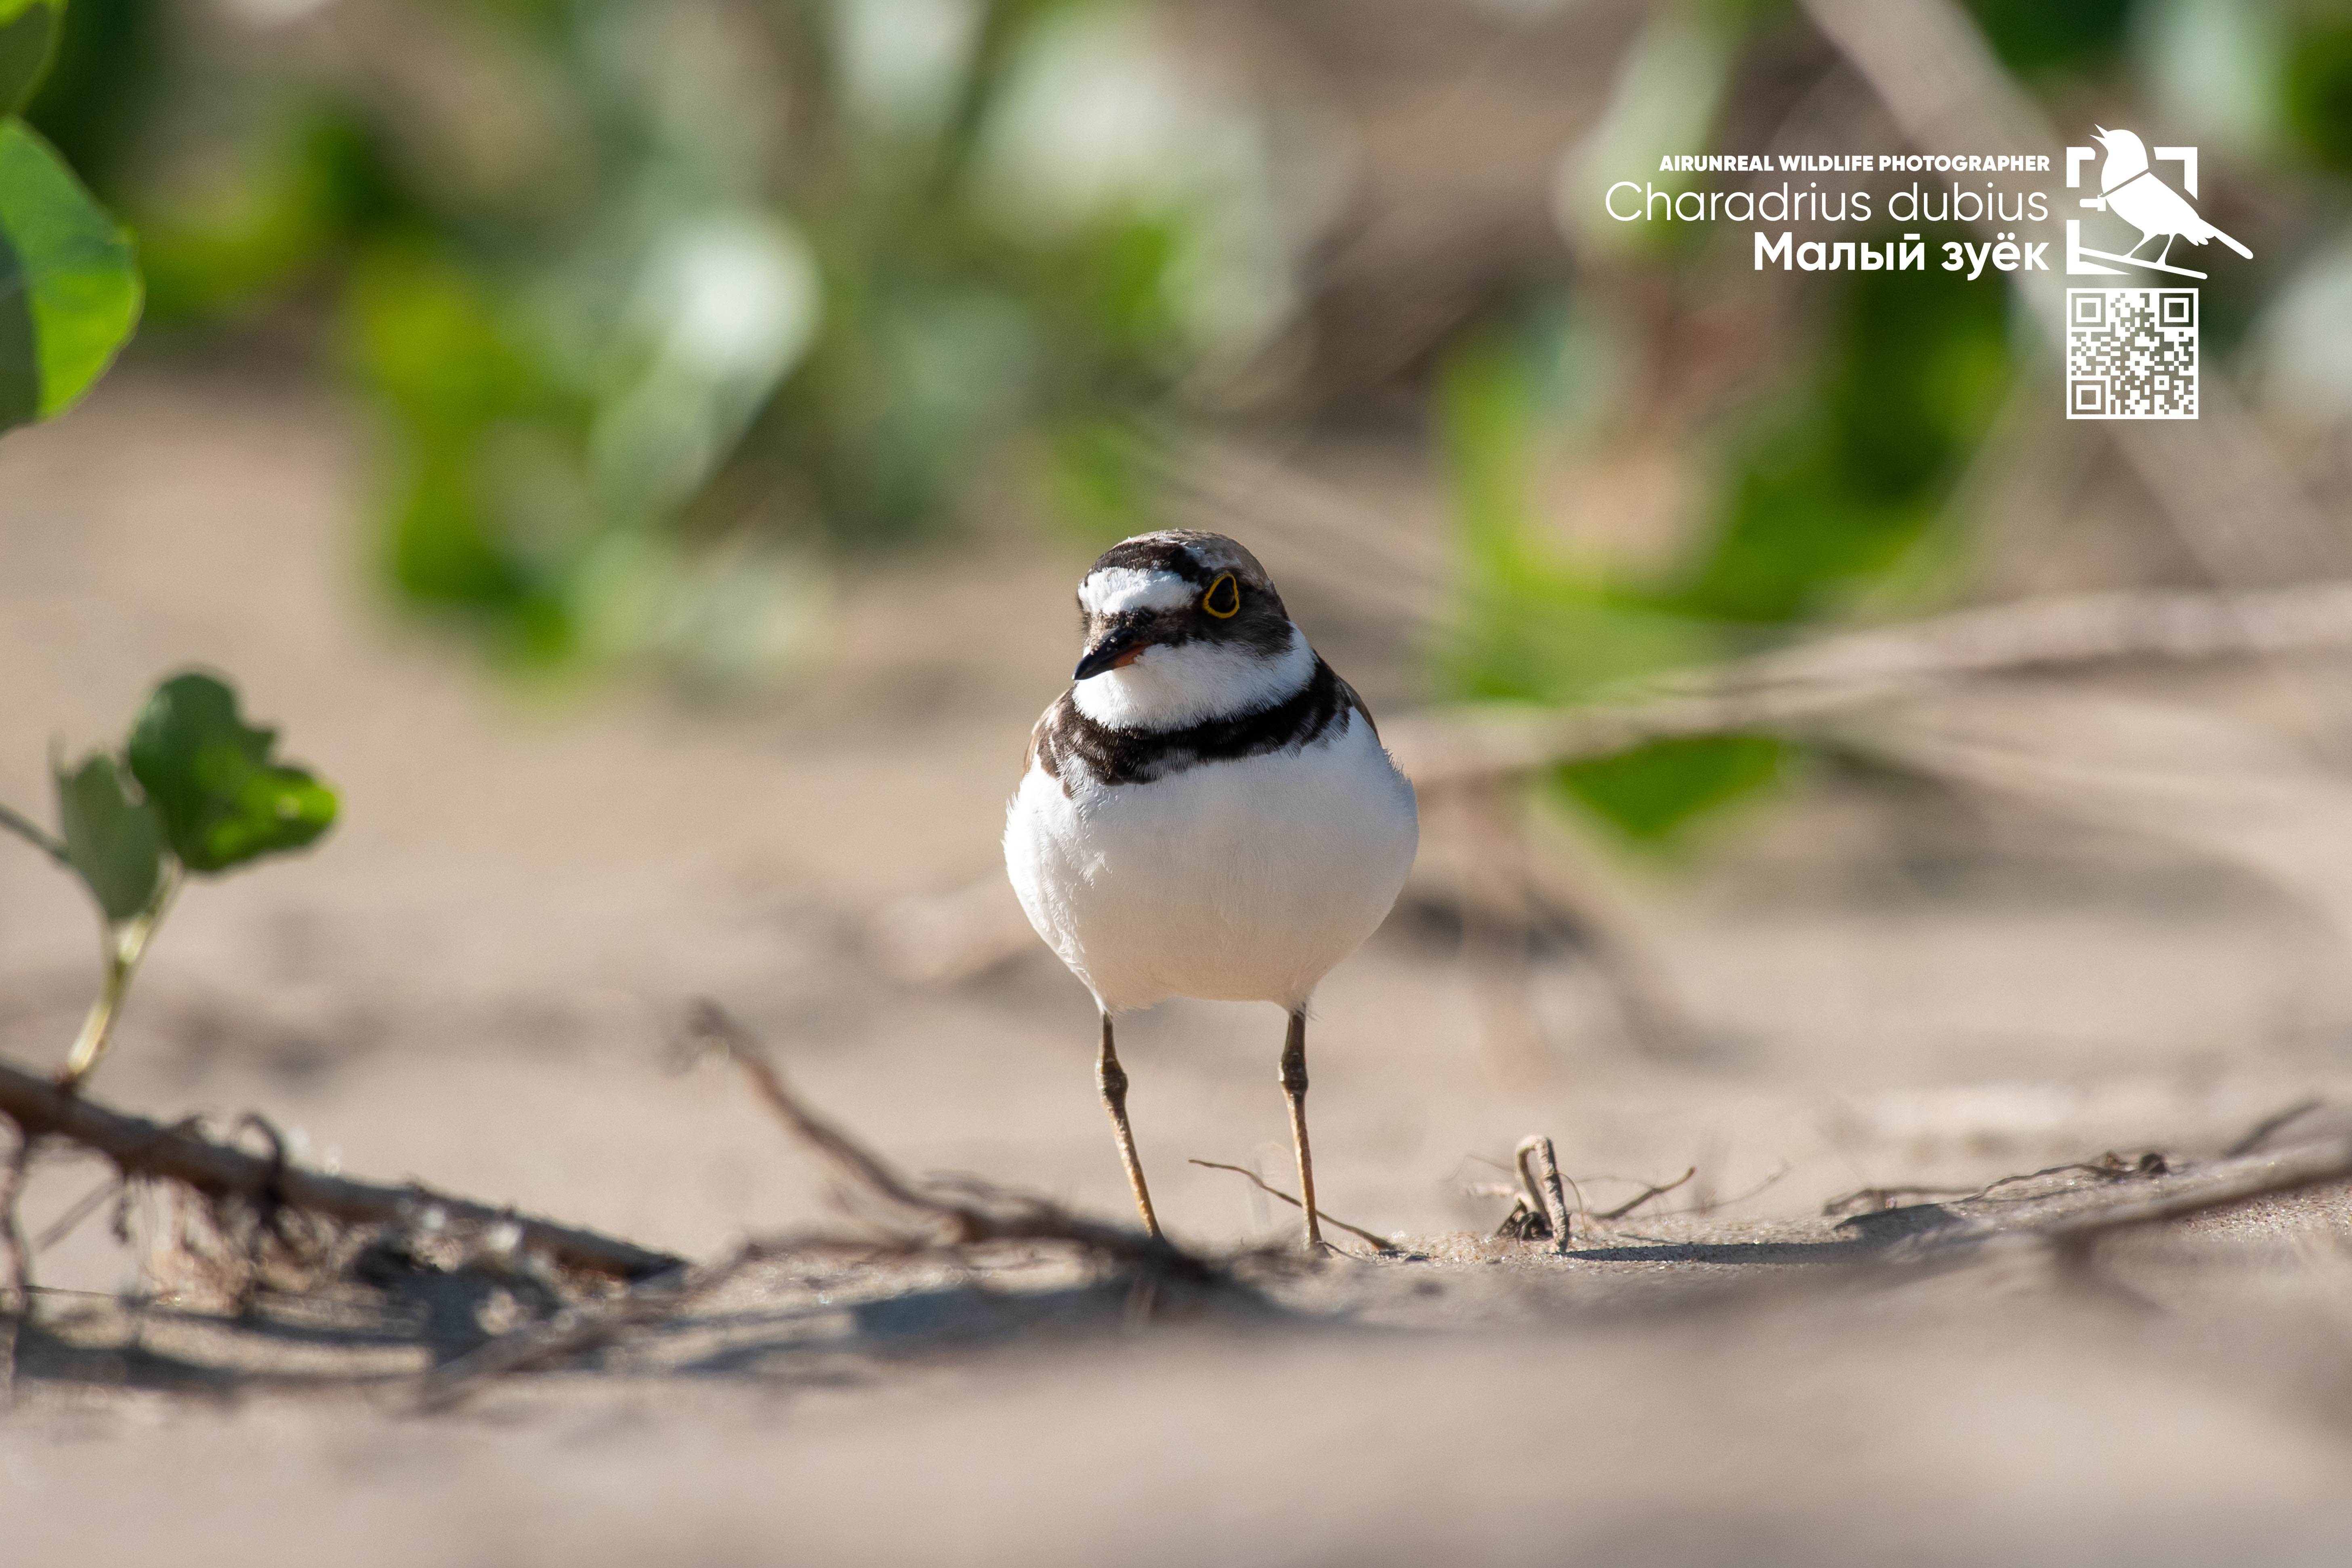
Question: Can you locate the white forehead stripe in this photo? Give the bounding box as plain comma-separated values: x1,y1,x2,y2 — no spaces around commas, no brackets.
1079,567,1197,616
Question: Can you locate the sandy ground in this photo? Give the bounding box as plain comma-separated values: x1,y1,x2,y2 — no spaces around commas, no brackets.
6,368,2352,1562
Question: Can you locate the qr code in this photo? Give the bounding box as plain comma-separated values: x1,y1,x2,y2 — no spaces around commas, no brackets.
2066,288,2197,419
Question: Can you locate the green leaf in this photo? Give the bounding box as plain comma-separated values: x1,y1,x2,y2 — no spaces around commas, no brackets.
0,117,141,435
0,0,63,120
126,673,337,874
54,751,162,922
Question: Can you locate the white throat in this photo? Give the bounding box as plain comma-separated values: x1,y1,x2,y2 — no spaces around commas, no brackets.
1073,623,1315,733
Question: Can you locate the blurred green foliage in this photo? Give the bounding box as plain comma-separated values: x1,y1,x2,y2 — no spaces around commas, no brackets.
25,0,1290,686
1436,248,2014,846
1686,258,2010,626
0,0,63,119
20,0,158,193
1964,0,2136,75
0,0,140,435
2285,14,2352,176
12,0,2351,859
1437,0,2352,848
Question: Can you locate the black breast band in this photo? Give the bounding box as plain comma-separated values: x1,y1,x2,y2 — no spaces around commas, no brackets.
1032,658,1368,790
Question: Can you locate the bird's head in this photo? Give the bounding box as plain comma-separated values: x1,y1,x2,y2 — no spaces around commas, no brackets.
1067,531,1311,731
2092,126,2149,176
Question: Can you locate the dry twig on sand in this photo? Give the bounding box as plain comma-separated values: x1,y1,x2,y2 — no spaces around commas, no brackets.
1961,1138,2352,1251
682,1001,1220,1277
1825,1152,2169,1218
1478,1165,1698,1228
1592,1167,1697,1222
0,1057,683,1287
419,1003,1247,1411
1824,1138,2352,1260
1488,1136,1577,1253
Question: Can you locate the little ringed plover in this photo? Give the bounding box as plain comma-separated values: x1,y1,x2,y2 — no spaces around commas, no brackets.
1003,530,1419,1247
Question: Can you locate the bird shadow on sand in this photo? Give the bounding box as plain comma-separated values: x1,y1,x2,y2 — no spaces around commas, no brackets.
6,1257,1305,1403
1572,1202,1967,1265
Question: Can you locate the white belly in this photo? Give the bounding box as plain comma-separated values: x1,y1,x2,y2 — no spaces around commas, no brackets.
1004,709,1418,1012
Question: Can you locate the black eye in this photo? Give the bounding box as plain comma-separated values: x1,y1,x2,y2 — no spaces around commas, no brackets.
1202,573,1240,619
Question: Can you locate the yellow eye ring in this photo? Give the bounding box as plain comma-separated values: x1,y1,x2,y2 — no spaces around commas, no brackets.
1202,572,1241,619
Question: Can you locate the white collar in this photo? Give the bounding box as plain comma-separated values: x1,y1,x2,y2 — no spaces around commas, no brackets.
1072,624,1316,733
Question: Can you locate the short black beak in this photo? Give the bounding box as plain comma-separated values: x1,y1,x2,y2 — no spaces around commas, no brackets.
1073,621,1149,682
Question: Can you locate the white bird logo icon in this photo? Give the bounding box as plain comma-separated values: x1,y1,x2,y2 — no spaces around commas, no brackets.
2081,126,2251,271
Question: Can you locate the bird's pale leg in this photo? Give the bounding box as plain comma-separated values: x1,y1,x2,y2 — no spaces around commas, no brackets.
1279,1009,1322,1249
2155,232,2176,268
1097,1014,1161,1238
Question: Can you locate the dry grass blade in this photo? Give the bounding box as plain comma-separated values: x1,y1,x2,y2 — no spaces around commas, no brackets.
1,1128,33,1314
2225,1098,2326,1158
1186,1160,1396,1254
680,1001,1223,1279
1643,1164,1793,1219
0,1126,30,1398
1593,1167,1696,1222
0,1057,682,1284
32,1171,124,1253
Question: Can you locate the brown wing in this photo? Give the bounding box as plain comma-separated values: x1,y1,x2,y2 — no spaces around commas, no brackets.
1024,697,1067,782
